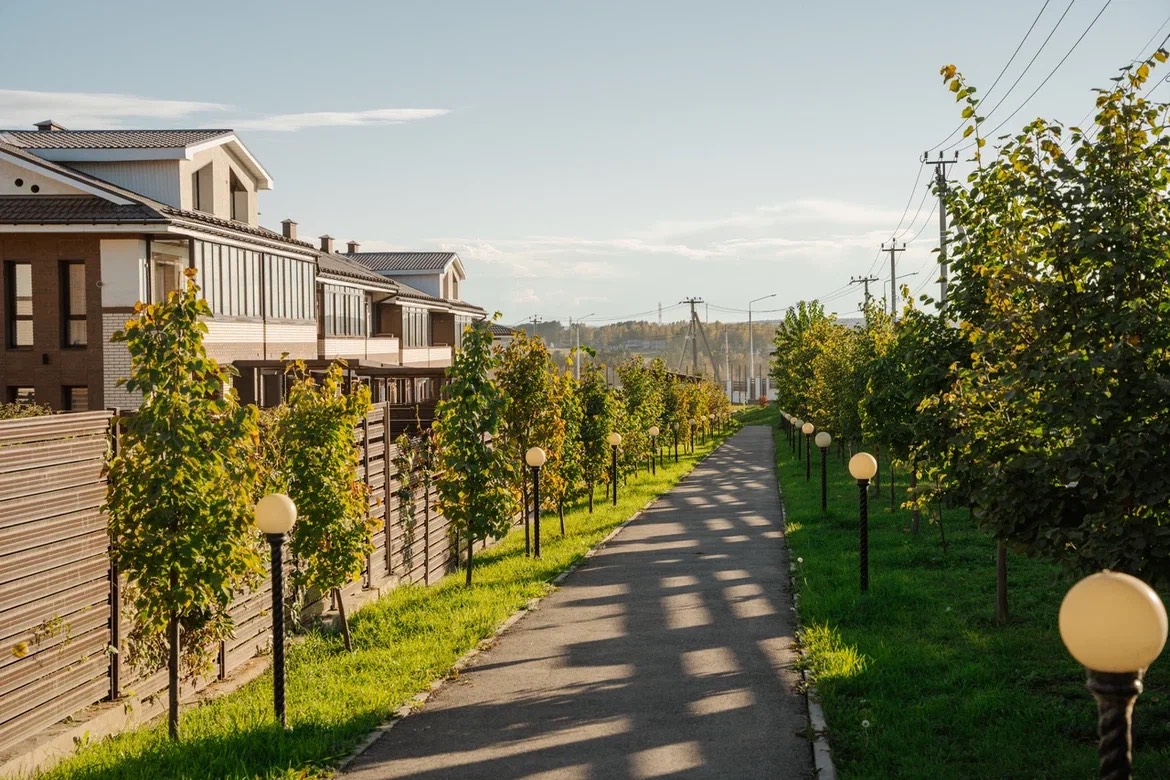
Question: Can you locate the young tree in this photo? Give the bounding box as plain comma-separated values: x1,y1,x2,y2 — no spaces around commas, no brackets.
615,356,664,475
932,53,1170,584
106,271,261,739
276,361,374,650
496,331,556,548
545,366,583,533
770,300,834,416
577,364,617,511
433,321,517,584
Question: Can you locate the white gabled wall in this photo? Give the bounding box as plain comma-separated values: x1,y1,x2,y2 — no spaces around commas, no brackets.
99,239,147,306
70,161,181,206
179,146,259,224
0,159,89,196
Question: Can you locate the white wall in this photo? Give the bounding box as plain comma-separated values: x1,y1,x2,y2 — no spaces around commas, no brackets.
70,161,181,206
179,145,259,224
0,159,88,195
100,239,147,307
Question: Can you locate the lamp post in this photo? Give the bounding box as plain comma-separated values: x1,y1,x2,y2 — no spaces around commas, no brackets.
802,422,814,480
849,453,878,593
794,419,803,459
254,493,297,729
607,432,622,505
572,312,595,382
672,421,680,462
1059,571,1169,779
815,431,832,513
526,447,547,557
689,419,696,454
708,413,715,442
648,426,659,475
748,293,777,402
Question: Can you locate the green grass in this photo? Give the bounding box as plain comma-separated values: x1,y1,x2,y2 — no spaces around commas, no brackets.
753,406,1170,779
37,431,732,780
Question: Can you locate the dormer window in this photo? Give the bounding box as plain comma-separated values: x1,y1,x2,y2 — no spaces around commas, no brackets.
192,164,212,212
230,171,248,223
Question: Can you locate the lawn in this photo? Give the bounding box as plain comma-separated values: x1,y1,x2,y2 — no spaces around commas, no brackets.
37,428,732,780
757,406,1170,779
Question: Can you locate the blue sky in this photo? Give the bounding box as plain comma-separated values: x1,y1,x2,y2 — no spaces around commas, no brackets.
0,0,1165,325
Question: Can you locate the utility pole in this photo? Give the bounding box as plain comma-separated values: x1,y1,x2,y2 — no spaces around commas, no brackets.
724,331,731,400
923,150,959,307
882,241,906,318
850,274,880,322
658,302,662,324
681,297,703,376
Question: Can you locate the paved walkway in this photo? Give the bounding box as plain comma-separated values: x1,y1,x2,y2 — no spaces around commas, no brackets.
346,426,813,779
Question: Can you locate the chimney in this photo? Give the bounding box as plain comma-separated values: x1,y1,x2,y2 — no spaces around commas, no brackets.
319,234,334,254
281,219,297,241
347,240,360,254
34,120,67,132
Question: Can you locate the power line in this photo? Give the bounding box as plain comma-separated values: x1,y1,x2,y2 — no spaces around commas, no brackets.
927,0,1055,152
961,0,1114,152
894,183,932,240
888,165,926,238
903,200,940,244
950,0,1079,150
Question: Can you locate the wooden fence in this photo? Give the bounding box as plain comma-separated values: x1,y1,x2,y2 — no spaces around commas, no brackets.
0,402,476,760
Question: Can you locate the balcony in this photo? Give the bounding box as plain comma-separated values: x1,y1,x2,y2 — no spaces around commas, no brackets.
320,335,401,364
400,345,453,367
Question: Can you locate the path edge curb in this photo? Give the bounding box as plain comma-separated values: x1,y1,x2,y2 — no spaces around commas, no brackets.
775,433,838,780
335,496,661,773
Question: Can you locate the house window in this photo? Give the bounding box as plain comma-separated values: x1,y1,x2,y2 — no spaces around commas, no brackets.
7,386,35,404
191,164,212,213
61,261,86,347
263,254,314,321
148,239,190,304
63,386,88,411
324,284,367,337
5,262,33,348
403,307,431,348
230,171,248,222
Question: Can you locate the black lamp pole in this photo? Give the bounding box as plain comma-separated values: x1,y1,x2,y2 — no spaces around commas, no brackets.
857,478,870,592
674,428,679,462
819,445,828,513
805,433,812,481
531,465,542,558
266,532,289,729
611,445,619,506
689,423,695,454
650,437,657,475
1084,669,1143,779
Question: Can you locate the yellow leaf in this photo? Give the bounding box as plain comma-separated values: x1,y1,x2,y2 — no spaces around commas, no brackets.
1155,50,1168,63
962,106,974,118
1137,63,1151,81
949,79,960,93
963,125,975,139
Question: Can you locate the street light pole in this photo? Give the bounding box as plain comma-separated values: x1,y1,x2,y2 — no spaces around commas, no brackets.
1060,571,1169,779
815,431,832,514
748,294,776,402
648,426,659,475
802,422,814,481
849,453,878,593
572,312,595,382
526,447,547,558
607,432,622,505
254,494,298,730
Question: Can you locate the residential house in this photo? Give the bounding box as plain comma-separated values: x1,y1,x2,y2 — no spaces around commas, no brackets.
490,322,517,347
0,123,319,410
344,248,484,366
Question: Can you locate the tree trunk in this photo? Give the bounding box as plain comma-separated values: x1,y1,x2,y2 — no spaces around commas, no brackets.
167,566,179,740
334,587,353,652
167,607,179,740
996,541,1009,626
559,500,566,536
937,500,948,553
466,536,474,585
910,465,920,535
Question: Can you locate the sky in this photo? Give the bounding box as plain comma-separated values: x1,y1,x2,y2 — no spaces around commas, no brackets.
0,0,1166,326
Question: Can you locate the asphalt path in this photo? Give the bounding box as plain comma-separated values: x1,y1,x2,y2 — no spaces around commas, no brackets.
346,425,813,779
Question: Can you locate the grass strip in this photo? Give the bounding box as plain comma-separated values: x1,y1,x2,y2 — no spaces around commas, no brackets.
38,429,733,780
749,406,1170,779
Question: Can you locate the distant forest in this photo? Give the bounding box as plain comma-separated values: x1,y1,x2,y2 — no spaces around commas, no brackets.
512,318,783,384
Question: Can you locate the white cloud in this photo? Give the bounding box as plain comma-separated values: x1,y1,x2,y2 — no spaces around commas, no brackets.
511,288,540,304
0,89,449,133
231,108,449,132
0,89,227,129
640,199,905,241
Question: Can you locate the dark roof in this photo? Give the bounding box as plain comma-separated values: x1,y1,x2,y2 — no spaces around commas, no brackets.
392,279,486,315
0,196,164,224
0,129,233,150
317,253,398,291
489,323,517,337
0,140,313,252
347,251,456,272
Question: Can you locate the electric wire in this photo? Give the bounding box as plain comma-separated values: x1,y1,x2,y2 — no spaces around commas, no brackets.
894,184,932,240
947,0,1079,153
903,200,940,244
959,0,1114,152
927,0,1055,152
